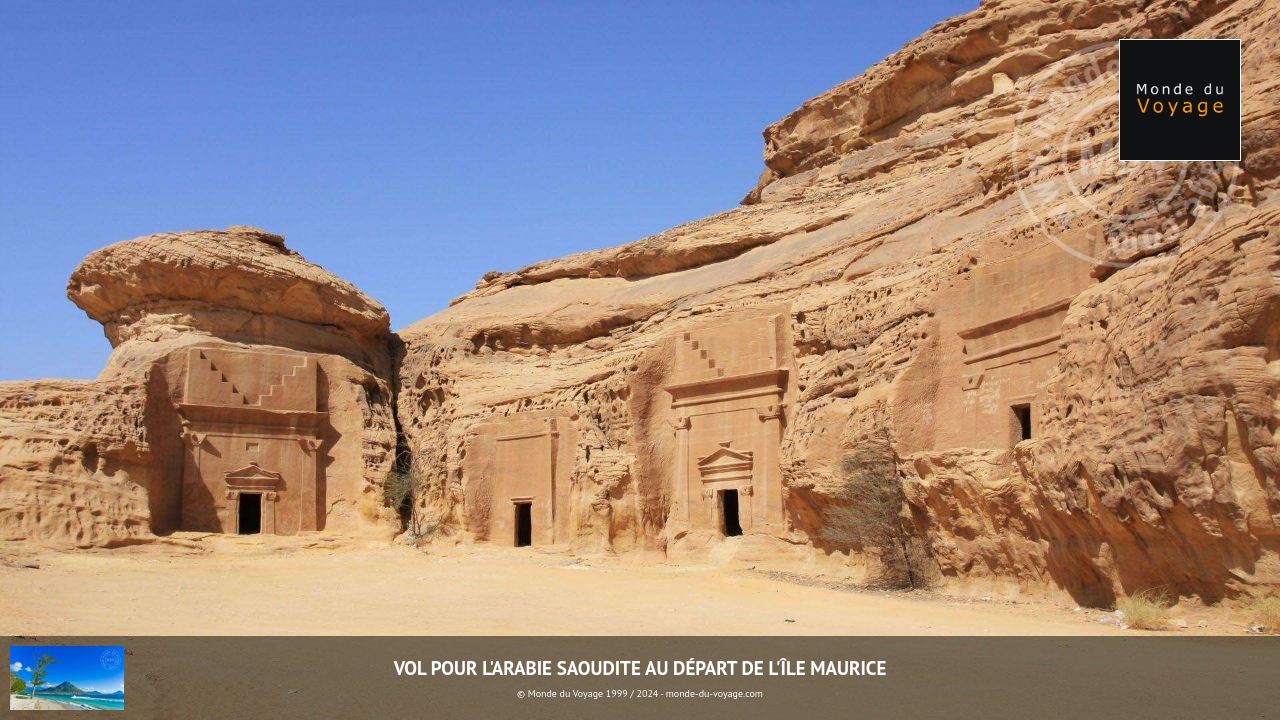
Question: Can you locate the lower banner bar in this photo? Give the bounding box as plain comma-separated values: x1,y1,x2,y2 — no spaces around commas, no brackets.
5,636,1278,719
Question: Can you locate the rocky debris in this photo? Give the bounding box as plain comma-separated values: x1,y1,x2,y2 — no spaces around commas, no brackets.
1106,610,1128,628
0,554,40,570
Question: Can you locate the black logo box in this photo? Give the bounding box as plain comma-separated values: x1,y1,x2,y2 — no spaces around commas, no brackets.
1119,38,1241,162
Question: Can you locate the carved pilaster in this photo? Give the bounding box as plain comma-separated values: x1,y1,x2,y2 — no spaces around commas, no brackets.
756,404,784,526
670,415,692,523
298,436,321,532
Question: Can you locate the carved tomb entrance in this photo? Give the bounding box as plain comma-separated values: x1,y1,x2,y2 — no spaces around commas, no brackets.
514,501,533,547
464,414,574,547
177,347,326,535
666,316,787,535
238,493,262,535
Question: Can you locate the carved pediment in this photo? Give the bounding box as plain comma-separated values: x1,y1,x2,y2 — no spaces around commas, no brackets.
224,463,283,490
698,442,754,467
697,442,754,484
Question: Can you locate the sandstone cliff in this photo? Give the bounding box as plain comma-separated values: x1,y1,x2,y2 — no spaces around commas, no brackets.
3,0,1279,608
0,226,398,546
396,0,1280,604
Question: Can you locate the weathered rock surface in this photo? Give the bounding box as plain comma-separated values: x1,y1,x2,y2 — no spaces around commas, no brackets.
0,380,151,546
748,0,1250,199
4,0,1280,608
0,227,398,546
68,225,390,372
397,0,1280,604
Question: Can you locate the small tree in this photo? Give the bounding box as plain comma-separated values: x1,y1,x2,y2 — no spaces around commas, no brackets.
823,442,934,589
384,465,430,536
30,654,54,699
9,671,24,694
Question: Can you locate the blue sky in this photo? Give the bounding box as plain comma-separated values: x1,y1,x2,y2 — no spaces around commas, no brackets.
10,646,125,694
0,0,975,380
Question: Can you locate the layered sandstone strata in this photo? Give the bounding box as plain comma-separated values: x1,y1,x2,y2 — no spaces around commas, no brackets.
0,226,398,546
3,0,1279,608
397,0,1280,604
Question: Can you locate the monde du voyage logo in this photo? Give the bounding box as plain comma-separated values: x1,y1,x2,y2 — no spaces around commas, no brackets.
1120,38,1241,161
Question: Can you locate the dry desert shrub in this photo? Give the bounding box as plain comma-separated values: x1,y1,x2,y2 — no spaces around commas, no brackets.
823,439,936,590
384,464,431,536
1116,589,1173,630
1244,596,1280,634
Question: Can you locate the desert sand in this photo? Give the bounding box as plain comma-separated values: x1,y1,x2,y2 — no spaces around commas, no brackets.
0,535,1243,636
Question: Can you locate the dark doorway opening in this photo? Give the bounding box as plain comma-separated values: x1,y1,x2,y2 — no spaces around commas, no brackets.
514,502,532,547
721,490,742,537
238,493,262,535
1012,404,1033,443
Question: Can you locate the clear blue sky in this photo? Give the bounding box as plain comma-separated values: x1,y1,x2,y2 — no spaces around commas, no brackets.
0,0,974,380
10,645,125,693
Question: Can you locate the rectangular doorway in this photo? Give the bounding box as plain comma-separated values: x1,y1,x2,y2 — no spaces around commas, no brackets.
1012,403,1033,443
720,489,742,537
514,502,532,547
238,493,262,535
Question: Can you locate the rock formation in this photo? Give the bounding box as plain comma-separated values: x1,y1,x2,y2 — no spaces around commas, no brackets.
4,0,1280,607
395,0,1280,605
0,226,398,546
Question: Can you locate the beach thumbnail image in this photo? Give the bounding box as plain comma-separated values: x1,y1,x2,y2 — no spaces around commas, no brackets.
9,645,124,711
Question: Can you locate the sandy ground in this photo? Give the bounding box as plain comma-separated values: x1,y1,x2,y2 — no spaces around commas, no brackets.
0,535,1240,636
10,694,81,710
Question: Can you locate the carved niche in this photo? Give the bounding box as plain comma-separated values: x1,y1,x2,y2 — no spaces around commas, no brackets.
950,239,1093,447
177,347,326,535
666,315,787,534
464,413,575,546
